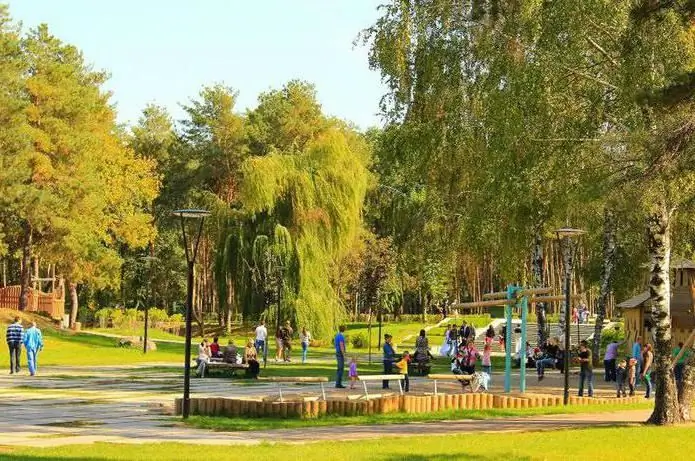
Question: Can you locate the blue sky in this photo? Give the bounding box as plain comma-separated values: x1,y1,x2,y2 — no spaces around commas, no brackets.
9,0,386,129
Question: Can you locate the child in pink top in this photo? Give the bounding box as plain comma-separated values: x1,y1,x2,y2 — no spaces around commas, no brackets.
348,357,358,389
482,343,492,375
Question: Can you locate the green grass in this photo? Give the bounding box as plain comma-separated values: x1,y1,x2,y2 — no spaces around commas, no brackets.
86,326,184,342
3,424,690,460
34,330,184,366
185,401,653,432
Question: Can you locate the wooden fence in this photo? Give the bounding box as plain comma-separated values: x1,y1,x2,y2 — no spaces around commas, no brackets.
0,285,65,320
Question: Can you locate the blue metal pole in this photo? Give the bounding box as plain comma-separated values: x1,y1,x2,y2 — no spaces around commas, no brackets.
504,284,514,393
520,295,528,393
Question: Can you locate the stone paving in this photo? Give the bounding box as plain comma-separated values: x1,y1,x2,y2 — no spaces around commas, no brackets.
0,364,650,448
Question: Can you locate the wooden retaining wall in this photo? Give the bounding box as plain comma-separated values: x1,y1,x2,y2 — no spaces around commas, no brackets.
174,394,642,418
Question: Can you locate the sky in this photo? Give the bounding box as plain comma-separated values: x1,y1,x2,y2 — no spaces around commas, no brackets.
9,0,386,129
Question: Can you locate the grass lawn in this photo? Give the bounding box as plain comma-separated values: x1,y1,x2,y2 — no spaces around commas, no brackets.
186,401,653,431
86,326,184,342
26,331,184,366
2,424,692,460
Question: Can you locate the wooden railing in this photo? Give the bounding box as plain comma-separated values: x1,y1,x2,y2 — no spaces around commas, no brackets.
0,285,65,320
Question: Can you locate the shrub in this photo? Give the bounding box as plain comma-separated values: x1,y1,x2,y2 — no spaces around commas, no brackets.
148,308,169,327
95,308,111,328
110,309,124,328
124,308,139,328
350,332,368,348
169,313,184,324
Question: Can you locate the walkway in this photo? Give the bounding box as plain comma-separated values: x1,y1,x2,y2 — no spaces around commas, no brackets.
0,365,650,448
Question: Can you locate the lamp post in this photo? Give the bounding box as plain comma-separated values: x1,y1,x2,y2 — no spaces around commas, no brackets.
140,256,159,354
173,208,210,419
554,227,585,405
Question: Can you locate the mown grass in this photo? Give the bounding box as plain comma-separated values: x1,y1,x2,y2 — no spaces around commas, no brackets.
86,326,184,342
185,401,653,432
3,423,690,460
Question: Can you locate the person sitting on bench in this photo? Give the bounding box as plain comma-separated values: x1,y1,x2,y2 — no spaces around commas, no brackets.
209,336,222,358
196,339,210,377
244,339,260,378
223,340,238,363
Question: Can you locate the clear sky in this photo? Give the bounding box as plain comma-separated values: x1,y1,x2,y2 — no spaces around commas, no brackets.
9,0,386,129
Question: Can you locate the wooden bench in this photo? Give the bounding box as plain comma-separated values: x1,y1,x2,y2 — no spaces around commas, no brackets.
408,360,432,376
257,376,329,402
198,359,248,378
357,374,406,399
427,373,483,394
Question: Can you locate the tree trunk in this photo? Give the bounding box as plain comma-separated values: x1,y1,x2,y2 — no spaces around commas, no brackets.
593,208,617,366
69,282,79,327
646,202,682,425
679,353,695,420
18,222,32,311
531,229,547,346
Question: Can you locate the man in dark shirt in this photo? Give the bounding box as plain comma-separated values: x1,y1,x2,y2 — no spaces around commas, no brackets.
6,317,23,374
382,334,395,389
576,340,594,397
334,325,346,388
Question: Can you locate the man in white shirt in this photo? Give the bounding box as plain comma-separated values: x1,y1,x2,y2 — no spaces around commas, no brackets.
254,320,268,357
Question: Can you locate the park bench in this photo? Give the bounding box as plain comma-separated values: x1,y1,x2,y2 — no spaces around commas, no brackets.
427,373,487,394
357,374,406,399
408,360,432,376
257,376,329,402
199,359,248,378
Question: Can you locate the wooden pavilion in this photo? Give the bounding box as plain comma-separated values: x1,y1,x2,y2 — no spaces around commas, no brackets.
618,258,695,351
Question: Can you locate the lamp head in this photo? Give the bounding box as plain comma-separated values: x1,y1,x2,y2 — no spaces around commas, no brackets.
553,227,586,239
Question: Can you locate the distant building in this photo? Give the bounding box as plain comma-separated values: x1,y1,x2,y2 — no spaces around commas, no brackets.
618,259,695,351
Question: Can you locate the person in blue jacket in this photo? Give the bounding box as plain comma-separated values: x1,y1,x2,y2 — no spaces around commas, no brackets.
23,321,43,376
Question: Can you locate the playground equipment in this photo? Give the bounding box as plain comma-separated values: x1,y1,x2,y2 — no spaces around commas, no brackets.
455,285,581,393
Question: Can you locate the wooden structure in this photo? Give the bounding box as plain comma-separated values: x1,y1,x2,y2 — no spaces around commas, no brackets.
0,282,65,320
257,376,329,402
618,259,695,351
175,393,641,419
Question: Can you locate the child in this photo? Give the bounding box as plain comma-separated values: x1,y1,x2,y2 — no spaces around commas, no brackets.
482,343,492,378
627,357,637,396
616,359,627,397
348,356,358,389
395,351,411,392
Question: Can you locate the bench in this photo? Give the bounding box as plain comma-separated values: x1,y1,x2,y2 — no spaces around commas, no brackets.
257,376,329,402
357,374,406,399
427,373,487,394
408,360,432,376
198,359,248,378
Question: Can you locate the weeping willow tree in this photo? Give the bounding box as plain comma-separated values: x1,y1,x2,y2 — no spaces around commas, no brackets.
236,128,370,338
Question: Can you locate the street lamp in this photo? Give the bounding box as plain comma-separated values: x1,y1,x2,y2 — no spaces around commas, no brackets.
554,226,585,406
140,256,159,354
173,208,210,419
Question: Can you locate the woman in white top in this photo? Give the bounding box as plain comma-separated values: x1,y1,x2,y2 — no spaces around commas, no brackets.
300,327,311,364
196,339,210,377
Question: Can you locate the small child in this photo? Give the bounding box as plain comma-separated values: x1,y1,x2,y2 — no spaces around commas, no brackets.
616,359,627,397
482,343,492,376
348,356,358,389
395,351,411,392
627,357,637,396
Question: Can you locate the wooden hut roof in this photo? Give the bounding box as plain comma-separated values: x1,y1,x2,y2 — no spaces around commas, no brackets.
617,291,650,309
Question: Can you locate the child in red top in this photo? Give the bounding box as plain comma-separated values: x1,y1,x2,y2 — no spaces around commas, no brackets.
209,336,221,358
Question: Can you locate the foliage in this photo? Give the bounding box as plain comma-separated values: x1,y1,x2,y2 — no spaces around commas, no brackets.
94,308,111,328
349,332,368,349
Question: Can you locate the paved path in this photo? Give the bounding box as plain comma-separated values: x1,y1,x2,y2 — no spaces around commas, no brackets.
0,365,652,448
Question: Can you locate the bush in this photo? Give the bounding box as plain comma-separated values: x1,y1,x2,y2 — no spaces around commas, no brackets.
123,308,138,328
350,332,368,348
148,308,169,327
95,308,111,328
110,309,124,328
169,313,184,324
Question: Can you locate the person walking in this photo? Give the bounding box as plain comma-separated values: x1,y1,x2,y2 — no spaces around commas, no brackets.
254,320,267,357
576,340,594,397
632,337,643,387
22,322,43,376
281,320,293,362
383,334,395,389
334,325,346,388
642,343,654,399
603,339,623,382
299,327,311,364
6,317,23,374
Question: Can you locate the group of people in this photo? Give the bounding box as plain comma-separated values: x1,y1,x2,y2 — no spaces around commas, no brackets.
571,302,590,324
5,317,44,376
195,336,261,378
252,320,312,364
